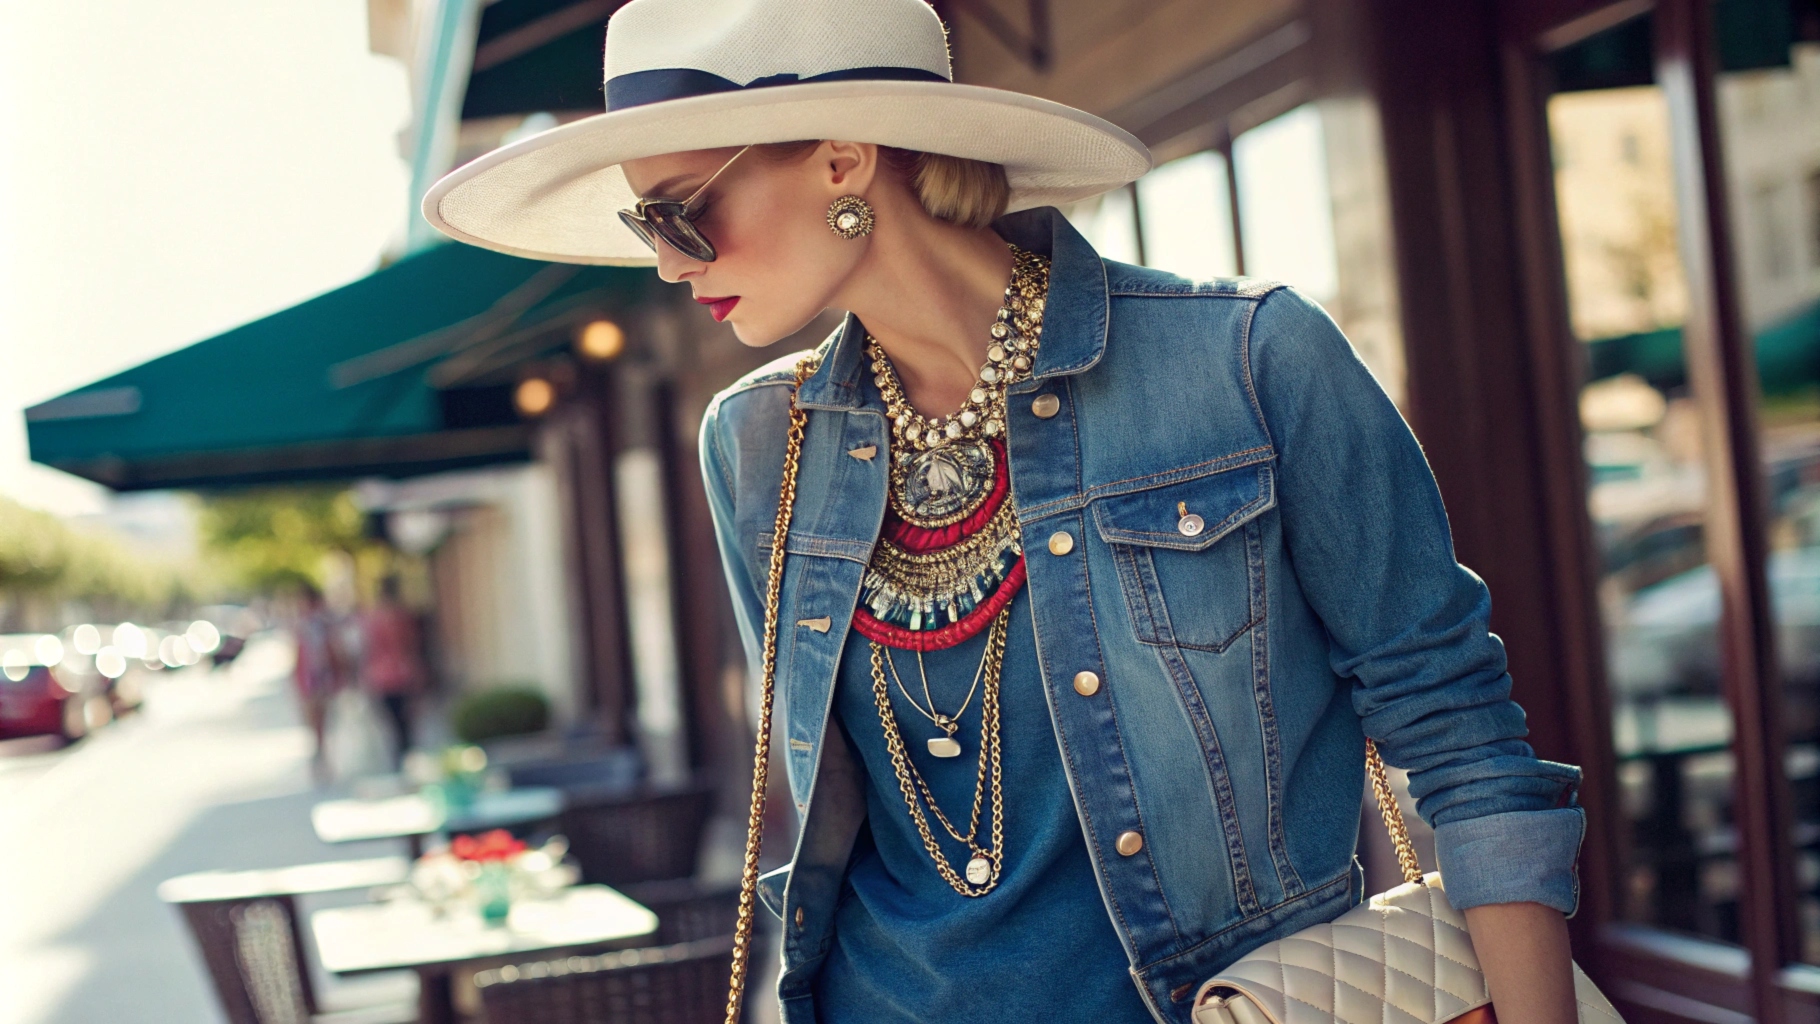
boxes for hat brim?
[423,80,1153,265]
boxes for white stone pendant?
[927,735,962,758]
[965,855,992,885]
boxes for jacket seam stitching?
[1017,448,1275,521]
[708,415,737,500]
[1150,618,1263,916]
[1088,535,1187,947]
[1239,292,1274,446]
[1137,869,1351,972]
[1134,612,1263,654]
[1250,517,1303,896]
[1106,288,1279,298]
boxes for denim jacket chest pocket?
[1090,462,1276,652]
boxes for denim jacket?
[699,208,1585,1024]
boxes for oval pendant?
[927,736,962,758]
[895,438,996,526]
[965,855,993,886]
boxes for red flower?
[450,829,526,862]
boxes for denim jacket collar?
[793,207,1110,411]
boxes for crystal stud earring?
[826,195,875,239]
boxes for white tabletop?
[159,856,411,903]
[310,787,563,845]
[311,884,657,975]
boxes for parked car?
[0,635,87,742]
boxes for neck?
[830,195,1014,416]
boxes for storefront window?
[1073,105,1401,401]
[1232,104,1340,307]
[1547,20,1740,942]
[1135,151,1238,280]
[1715,34,1820,963]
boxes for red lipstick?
[697,295,740,322]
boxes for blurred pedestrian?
[292,582,342,782]
[360,575,426,767]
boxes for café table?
[312,883,657,1024]
[311,786,564,856]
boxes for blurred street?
[0,635,407,1024]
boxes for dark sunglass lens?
[618,210,659,253]
[645,205,717,262]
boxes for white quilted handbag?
[1193,743,1624,1024]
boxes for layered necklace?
[855,243,1049,897]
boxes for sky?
[0,1,413,517]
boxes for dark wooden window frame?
[1499,1,1816,1021]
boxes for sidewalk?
[0,635,405,1024]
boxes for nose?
[654,240,708,283]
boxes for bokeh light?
[113,623,147,659]
[95,647,128,679]
[185,620,222,654]
[72,623,101,655]
[576,319,625,361]
[514,377,555,417]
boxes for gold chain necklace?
[868,244,1048,461]
[869,606,1010,897]
[883,642,986,758]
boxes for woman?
[424,1,1585,1022]
[359,575,427,767]
[292,582,343,783]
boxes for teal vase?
[476,862,512,926]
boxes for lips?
[697,295,740,322]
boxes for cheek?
[713,192,859,342]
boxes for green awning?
[27,242,649,491]
[462,0,615,120]
[1584,299,1820,396]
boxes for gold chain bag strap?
[1193,740,1624,1024]
[723,353,819,1024]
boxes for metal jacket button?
[1073,671,1101,696]
[1116,831,1144,856]
[1178,514,1205,537]
[1031,393,1061,418]
[1047,531,1074,556]
[794,907,805,928]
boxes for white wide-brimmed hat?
[422,0,1152,265]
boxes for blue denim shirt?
[699,207,1585,1024]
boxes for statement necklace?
[877,243,1048,453]
[853,245,1049,651]
[854,244,1049,898]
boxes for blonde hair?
[757,142,1010,229]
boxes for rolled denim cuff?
[1433,807,1585,915]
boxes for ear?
[820,140,878,195]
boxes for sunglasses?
[618,145,753,263]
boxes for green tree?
[0,497,189,623]
[195,487,381,593]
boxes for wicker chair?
[618,879,742,945]
[160,859,416,1024]
[474,935,734,1024]
[559,784,716,887]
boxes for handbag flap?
[1196,874,1626,1024]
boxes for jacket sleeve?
[1246,286,1584,914]
[699,394,767,713]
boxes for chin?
[728,308,820,350]
[728,319,774,349]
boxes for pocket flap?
[1092,464,1276,551]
